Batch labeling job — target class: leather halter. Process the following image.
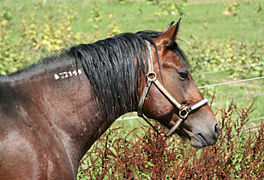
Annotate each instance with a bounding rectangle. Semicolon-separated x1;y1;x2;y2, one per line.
137;41;208;137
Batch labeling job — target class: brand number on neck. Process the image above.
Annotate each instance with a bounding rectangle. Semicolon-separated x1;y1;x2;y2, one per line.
54;69;82;80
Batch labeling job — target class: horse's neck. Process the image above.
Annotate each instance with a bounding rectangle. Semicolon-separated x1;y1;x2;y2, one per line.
10;63;116;173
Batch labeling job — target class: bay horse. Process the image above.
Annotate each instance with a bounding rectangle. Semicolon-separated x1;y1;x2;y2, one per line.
0;19;219;179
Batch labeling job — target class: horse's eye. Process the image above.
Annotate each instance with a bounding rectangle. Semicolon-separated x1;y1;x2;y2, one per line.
178;71;188;80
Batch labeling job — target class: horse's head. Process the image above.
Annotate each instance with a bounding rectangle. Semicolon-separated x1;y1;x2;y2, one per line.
139;19;220;148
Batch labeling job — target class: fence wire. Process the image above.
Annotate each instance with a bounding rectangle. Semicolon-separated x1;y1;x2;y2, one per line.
198;76;264;89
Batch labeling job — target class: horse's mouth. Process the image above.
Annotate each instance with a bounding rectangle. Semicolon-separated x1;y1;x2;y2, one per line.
180;127;209;149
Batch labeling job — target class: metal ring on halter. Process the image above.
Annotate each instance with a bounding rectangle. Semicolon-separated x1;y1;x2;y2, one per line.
146;72;157;82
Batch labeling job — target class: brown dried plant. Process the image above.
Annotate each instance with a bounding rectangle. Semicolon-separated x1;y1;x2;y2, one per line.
78;102;264;179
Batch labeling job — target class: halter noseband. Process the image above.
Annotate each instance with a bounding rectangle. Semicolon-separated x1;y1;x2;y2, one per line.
137;41;208;137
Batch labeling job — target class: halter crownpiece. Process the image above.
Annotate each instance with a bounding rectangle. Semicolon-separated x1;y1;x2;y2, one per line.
137;41;208;137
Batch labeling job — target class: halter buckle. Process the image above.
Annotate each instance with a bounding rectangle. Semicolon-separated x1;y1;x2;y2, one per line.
179;106;189;120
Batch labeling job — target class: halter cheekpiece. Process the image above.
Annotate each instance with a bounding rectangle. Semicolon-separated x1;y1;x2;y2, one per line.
137;41;208;137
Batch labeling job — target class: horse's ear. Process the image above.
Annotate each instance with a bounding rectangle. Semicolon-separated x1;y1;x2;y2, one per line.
156;18;181;49
164;21;175;32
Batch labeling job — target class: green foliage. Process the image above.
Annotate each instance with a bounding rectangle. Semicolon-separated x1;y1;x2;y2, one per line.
187;37;264;76
20;9;75;52
0;4;19;74
185;37;264;97
88;1;102;30
115;0;134;4
222;0;240;16
155;0;188;16
107;13;121;37
0;2;89;74
257;2;263;13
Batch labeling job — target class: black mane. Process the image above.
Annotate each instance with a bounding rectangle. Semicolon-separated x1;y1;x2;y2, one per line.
70;32;152;121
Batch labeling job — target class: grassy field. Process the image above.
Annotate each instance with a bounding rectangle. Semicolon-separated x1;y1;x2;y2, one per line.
2;0;264;41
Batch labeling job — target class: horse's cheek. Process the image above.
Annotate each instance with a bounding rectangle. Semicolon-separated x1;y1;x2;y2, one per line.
144;88;174;119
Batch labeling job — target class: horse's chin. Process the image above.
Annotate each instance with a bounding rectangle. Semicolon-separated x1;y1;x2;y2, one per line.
190;137;208;149
177;127;208;149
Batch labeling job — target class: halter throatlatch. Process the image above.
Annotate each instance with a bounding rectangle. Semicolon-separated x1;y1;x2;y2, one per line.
137;41;208;137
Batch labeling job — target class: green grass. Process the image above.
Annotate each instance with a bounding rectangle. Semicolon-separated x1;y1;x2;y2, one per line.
2;0;264;42
181;1;264;42
69;0;264;42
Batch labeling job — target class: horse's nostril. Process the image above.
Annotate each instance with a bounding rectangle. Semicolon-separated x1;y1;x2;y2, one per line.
215;123;220;134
